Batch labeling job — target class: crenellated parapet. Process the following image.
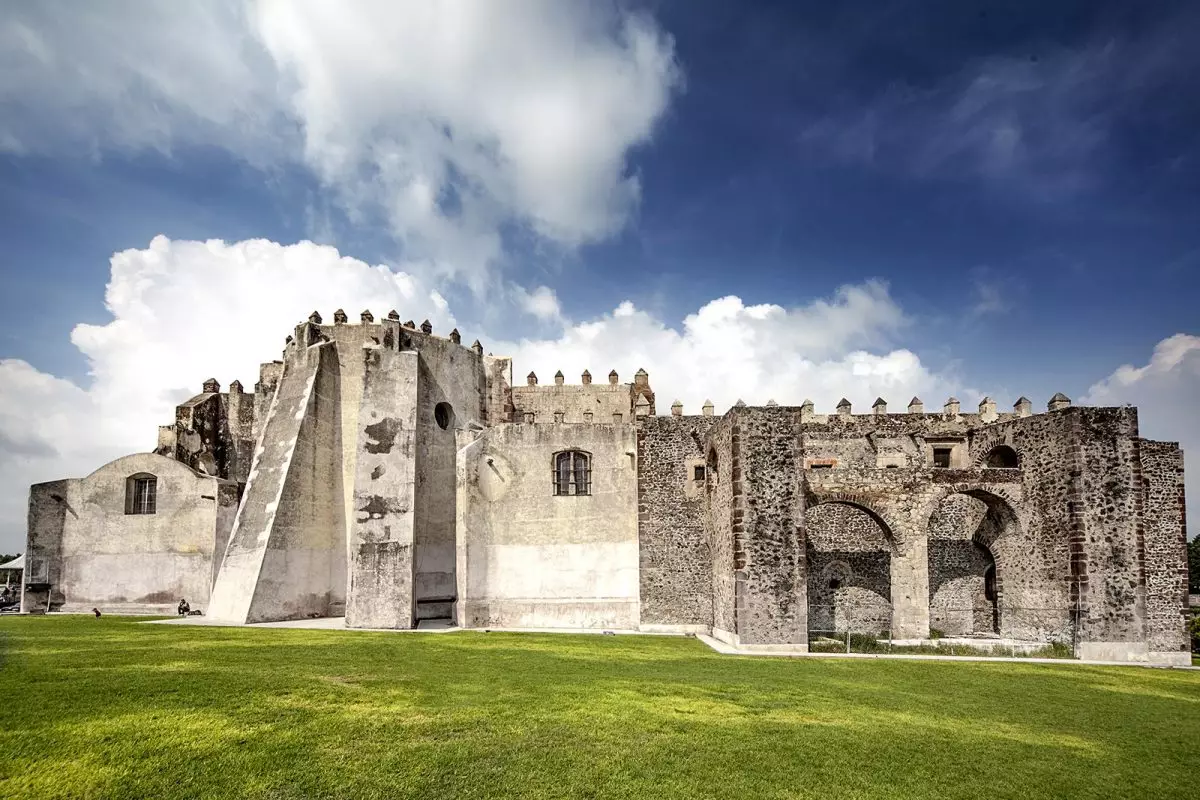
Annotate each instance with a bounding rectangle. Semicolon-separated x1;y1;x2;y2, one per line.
773;393;1077;430
283;310;488;367
510;367;651;425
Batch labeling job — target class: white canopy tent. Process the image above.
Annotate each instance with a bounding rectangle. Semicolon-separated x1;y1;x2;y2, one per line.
1;554;23;586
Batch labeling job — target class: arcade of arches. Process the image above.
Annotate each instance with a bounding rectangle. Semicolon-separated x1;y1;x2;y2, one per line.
803;488;1064;641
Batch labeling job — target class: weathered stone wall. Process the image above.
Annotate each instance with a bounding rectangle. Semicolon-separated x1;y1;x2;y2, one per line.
1139;440;1187;654
1072;409;1145;646
805;503;892;634
456;423;639;629
731;407;807;646
25;453;228;614
253;360;284;444
636;415;717;628
969;407;1146;650
704;415;736;637
346;347;420;629
511;378;634;423
964;412;1074;638
208;342;345;623
483;356;514;426
927;494;992;635
410;332;488;607
226;383;256;485
21;480;68;612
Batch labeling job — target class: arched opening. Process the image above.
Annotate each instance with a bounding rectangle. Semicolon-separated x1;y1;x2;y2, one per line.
124;473;157;515
705;447;718;492
984;445;1019;469
927;493;997;635
926;487;1048;638
434;402;453;430
804;501;894;638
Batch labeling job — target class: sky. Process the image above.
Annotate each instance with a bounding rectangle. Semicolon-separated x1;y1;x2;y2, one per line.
0;0;1197;552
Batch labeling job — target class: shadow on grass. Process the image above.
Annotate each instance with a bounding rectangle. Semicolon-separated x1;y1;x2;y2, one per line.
1;617;1197;799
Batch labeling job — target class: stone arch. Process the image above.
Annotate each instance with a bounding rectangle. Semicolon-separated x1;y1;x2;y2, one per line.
926;486;1061;639
803;498;896;635
969;430;1028;469
804;494;900;548
982;444;1019;469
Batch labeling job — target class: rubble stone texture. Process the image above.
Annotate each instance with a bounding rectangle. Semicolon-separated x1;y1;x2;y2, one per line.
19;315;1191;665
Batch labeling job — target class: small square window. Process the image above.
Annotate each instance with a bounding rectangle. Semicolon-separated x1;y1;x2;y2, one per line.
933;448;952;468
693;465;705;481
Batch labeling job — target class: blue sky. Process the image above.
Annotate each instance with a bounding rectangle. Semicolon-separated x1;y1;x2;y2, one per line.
0;0;1197;549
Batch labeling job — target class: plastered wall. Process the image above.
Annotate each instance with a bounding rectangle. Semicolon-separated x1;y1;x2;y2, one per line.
456;423;639;629
24;453;230;614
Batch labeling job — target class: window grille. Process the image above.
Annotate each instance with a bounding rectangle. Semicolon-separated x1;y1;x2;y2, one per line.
125;475;157;515
553;451;591;496
932;448;952;468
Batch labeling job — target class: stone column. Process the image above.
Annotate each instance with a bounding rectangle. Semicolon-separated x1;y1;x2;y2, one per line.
890;534;930;639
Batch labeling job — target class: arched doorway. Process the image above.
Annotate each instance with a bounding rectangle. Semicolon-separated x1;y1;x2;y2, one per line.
804;501;894;637
927;488;1037;638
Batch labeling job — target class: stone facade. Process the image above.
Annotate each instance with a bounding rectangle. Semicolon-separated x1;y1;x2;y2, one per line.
20;313;1191;665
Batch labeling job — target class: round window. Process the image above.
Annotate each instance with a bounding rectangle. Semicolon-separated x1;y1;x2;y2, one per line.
434;402;453;430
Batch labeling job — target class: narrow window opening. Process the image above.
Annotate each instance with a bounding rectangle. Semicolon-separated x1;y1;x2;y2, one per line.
125;474;157;515
554;451;591;496
693;465;705;481
983;564;997;603
933;447;952;468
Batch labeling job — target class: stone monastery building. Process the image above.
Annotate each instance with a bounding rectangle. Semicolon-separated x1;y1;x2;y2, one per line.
22;310;1190;665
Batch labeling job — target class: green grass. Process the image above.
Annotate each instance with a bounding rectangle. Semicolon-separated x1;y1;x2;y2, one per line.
1;617;1198;800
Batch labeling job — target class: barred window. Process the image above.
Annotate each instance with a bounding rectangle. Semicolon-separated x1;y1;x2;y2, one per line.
553;451;591;496
125;474;157;515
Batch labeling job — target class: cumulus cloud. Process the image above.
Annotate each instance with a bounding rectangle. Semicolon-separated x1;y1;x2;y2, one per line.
1085;333;1200;536
0;237;454;550
514;286;564;322
0;1;680;282
498;282;957;413
0;238;961;551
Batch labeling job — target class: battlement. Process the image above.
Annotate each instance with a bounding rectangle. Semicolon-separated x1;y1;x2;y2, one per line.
789;394;1075;426
511;367;655;424
287;310;488;360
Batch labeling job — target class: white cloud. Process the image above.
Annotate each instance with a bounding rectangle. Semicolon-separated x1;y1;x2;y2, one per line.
0;236;455;551
0;238;961;551
1085;333;1199;538
514;286;563;322
0;1;680;282
497;282;957;413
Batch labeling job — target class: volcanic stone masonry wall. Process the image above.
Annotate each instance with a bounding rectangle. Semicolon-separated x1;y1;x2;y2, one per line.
1073;408;1145;643
966;411;1076;619
704;415;736;636
926;494;991;635
732;406;807;645
1139;439;1188;653
804;503;891;634
636;415;719;627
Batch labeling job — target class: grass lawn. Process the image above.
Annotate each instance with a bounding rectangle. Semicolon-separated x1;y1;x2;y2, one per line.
1;617;1197;799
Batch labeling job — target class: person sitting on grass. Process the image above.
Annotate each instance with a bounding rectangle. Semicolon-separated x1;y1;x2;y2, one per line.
177;598;190;616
